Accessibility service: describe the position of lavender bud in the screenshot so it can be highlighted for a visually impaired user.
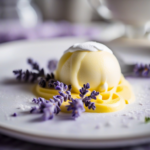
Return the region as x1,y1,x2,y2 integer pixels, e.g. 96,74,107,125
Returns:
11,113,17,117
48,59,58,72
68,85,72,91
39,78,46,88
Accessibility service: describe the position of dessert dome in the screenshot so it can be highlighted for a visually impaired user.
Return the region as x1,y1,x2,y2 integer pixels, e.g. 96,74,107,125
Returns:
55,43,121,93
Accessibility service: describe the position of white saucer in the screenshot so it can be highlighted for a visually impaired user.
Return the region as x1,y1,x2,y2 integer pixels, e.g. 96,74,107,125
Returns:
0,37,150,148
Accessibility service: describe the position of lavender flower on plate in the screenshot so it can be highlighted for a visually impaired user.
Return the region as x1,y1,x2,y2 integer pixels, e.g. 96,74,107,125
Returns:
11,113,17,117
46,73,55,81
133,63,150,77
48,59,58,72
65,83,99,118
31,97,61,120
38,78,46,88
13,58,45,83
79,83,90,98
80,83,99,110
13,59,100,120
27,58,39,71
66,99,85,119
53,81,72,101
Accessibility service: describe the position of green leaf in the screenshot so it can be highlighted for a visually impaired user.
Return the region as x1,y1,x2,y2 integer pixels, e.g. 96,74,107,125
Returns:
145,117,150,123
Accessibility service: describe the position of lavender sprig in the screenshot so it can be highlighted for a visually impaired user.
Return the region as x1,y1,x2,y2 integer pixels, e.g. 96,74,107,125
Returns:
39,73,56,88
134,63,150,77
13,70,22,80
66,99,85,119
13,58,45,83
31,97,61,121
66,83,99,118
54,81,68,91
79,83,90,98
27,58,40,71
31,81,73,120
31,82,99,120
53,81,72,101
80,83,99,110
53,95,64,106
46,73,55,81
38,78,46,88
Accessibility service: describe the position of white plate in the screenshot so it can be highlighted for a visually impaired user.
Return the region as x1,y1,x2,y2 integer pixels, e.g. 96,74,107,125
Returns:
0,37,150,148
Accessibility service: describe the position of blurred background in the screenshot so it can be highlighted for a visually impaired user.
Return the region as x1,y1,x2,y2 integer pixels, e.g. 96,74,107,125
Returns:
0,0,133,44
1,0,150,44
0,0,103,44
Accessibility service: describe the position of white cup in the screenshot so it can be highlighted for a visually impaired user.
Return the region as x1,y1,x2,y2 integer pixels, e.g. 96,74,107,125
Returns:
89,0,150,38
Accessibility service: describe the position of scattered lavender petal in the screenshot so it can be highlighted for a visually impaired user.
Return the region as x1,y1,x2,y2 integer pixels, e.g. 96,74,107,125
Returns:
48,59,58,72
11,113,17,117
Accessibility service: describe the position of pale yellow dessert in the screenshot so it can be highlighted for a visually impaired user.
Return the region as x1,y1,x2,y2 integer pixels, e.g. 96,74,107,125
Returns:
36,42,135,113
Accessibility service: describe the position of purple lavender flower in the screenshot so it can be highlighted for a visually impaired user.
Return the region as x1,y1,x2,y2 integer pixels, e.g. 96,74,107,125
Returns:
29,72,38,83
49,99,61,114
79,83,90,98
53,81,72,101
31,97,61,121
32,97,48,105
87,101,96,110
79,83,99,110
48,59,58,72
66,99,85,119
13,70,22,80
22,70,30,81
39,68,45,76
30,106,39,113
54,81,68,91
65,90,71,100
142,65,149,77
48,79,57,88
32,98,40,104
46,73,55,81
39,78,46,88
68,85,72,91
90,91,99,99
72,108,84,118
53,95,64,106
134,64,142,75
31,82,99,120
42,107,54,120
82,96,96,110
11,113,17,117
133,63,150,77
59,91,68,101
27,58,40,71
13,58,45,83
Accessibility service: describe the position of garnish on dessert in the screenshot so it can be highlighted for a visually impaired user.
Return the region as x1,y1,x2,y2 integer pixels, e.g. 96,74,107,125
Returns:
13,58,45,82
13,41,135,121
30,82,99,120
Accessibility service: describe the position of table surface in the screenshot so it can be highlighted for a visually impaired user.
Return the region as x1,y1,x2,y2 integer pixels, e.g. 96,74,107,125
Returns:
1,133,150,150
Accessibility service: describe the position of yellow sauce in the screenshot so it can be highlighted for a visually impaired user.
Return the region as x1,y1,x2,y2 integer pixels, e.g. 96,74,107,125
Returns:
36,75,134,113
